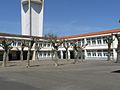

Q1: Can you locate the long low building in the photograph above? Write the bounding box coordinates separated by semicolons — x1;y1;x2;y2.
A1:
0;29;120;61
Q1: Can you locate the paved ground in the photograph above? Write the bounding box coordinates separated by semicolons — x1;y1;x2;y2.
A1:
0;60;120;90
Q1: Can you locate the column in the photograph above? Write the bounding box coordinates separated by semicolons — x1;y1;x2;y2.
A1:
60;51;63;59
68;50;70;59
113;49;117;61
84;49;87;60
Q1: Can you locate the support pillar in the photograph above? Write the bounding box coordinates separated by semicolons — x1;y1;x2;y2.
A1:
84;49;87;60
68;50;70;59
60;51;63;59
113;49;117;61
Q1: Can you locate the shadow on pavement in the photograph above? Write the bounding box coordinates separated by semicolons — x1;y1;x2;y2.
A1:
111;70;120;73
0;77;41;90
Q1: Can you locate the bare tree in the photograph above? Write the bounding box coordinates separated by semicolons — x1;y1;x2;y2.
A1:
63;40;71;60
35;40;44;61
104;35;114;61
0;39;13;67
20;40;26;61
114;34;120;63
45;33;63;66
26;39;35;67
72;40;88;64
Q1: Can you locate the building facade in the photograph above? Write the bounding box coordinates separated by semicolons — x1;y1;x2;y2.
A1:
21;0;44;36
0;29;119;61
38;29;119;61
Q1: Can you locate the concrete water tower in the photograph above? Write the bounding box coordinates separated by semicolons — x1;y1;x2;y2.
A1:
21;0;44;36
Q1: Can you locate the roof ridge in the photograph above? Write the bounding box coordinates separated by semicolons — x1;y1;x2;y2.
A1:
61;28;120;39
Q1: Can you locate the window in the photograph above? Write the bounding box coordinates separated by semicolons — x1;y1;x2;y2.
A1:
39;43;42;47
48;52;50;56
98;52;102;56
103;53;107;56
13;42;16;46
78;39;81;43
87;50;91;56
103;50;107;56
18;42;21;46
98;52;102;57
103;40;107;44
82;39;84;45
47;43;51;47
92;38;96;45
44;52;46;57
92;51;96;56
87;38;91;45
103;36;107;44
97;38;102;45
39;52;42;56
97;40;101;44
44;43;46;47
97;50;102;56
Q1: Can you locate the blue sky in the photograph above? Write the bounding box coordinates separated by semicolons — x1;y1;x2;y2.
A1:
0;0;119;36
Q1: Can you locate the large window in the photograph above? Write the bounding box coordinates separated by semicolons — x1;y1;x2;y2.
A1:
18;41;21;46
103;50;107;57
103;36;107;44
87;50;91;56
87;38;91;45
78;39;84;45
13;42;17;46
82;39;84;45
39;52;42;56
92;38;96;45
43;52;46;57
47;43;51;47
92;50;96;56
97;50;102;57
44;43;47;47
48;51;51;56
97;37;102;45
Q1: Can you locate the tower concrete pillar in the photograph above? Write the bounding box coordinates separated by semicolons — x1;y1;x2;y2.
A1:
21;0;44;36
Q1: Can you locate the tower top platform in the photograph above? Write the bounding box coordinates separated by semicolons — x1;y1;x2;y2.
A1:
21;0;42;4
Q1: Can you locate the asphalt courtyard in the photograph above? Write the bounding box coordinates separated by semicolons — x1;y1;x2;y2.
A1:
0;60;120;90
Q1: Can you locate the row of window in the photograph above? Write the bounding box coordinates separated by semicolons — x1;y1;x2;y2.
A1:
11;41;52;48
87;50;113;57
86;36;108;45
7;35;111;47
39;51;51;57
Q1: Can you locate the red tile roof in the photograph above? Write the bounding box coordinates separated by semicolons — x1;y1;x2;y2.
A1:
60;29;120;39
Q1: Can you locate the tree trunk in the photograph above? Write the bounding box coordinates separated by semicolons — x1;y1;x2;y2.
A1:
51;50;54;60
107;48;111;61
65;49;68;60
54;50;58;66
26;49;30;67
73;51;77;64
35;51;39;61
116;42;120;63
20;49;23;61
80;51;84;62
2;51;7;67
116;51;120;63
6;51;9;62
107;53;111;61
